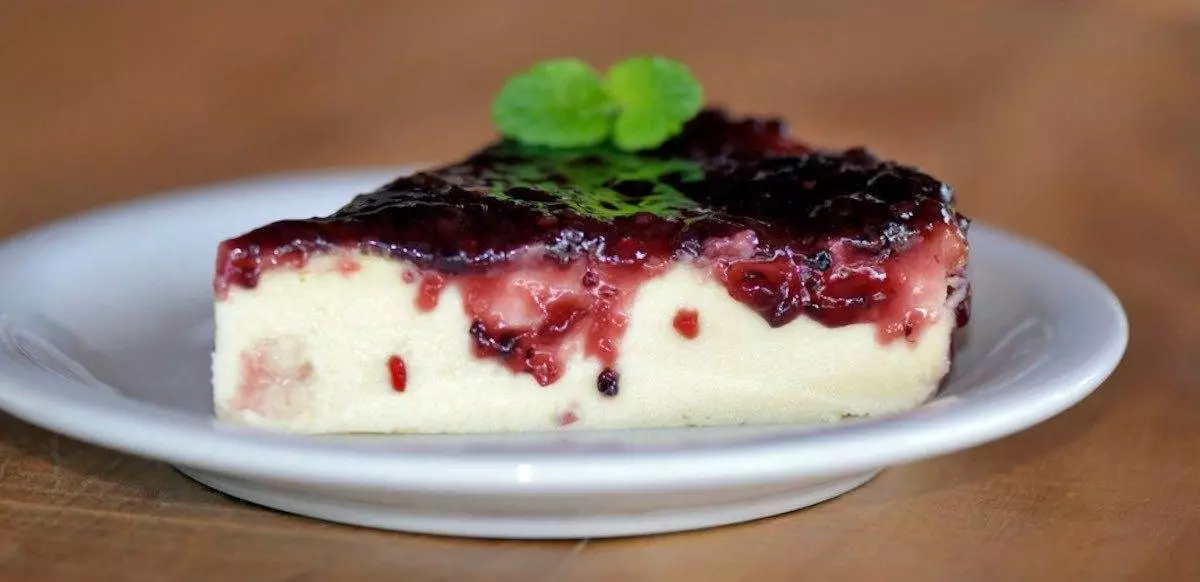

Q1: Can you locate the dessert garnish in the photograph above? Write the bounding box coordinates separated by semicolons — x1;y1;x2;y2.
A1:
492;56;702;151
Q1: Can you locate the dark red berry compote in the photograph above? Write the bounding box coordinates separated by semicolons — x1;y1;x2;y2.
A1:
216;109;970;391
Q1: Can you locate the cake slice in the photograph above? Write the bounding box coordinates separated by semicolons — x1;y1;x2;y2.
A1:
212;110;970;433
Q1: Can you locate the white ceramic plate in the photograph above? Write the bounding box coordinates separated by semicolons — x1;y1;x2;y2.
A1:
0;170;1127;539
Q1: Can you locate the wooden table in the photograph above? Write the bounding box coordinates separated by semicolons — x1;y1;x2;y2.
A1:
1;2;1197;579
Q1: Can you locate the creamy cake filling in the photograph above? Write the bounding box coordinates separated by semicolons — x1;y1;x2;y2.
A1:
214;254;961;433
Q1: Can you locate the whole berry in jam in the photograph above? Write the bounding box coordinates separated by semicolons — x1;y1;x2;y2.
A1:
597;368;620;397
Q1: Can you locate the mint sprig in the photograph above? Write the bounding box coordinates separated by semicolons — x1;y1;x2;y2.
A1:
491;59;615;148
490;56;703;152
606;57;704;151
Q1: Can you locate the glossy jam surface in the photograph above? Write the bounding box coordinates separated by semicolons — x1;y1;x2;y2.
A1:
216;109;970;389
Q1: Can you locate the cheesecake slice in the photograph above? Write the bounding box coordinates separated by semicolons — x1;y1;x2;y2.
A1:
212;110;970;433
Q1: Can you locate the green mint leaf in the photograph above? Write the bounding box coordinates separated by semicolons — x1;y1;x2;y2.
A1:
605;56;703;151
491;59;616;148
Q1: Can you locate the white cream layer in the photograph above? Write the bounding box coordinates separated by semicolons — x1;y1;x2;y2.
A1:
213;254;954;433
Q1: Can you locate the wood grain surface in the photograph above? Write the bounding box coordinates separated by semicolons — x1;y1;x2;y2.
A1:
1;1;1198;580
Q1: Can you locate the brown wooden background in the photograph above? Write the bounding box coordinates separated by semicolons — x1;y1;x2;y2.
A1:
1;1;1198;580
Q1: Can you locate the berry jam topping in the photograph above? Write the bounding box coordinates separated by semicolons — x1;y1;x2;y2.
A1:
232;338;313;413
335;255;361;276
415;273;446;311
673;308;700;339
555;410;580;427
461;260;636;386
597;368;620;397
216;108;970;389
386;355;407;392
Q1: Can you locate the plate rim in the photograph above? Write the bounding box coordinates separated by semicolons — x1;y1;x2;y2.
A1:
0;170;1129;493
